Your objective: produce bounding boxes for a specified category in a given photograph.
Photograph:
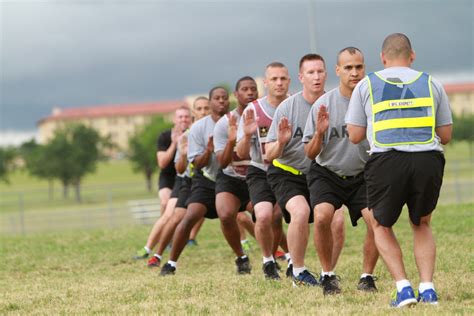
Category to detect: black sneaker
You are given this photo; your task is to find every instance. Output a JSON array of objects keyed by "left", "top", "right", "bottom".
[
  {"left": 262, "top": 261, "right": 281, "bottom": 280},
  {"left": 321, "top": 275, "right": 342, "bottom": 295},
  {"left": 159, "top": 263, "right": 176, "bottom": 276},
  {"left": 235, "top": 256, "right": 251, "bottom": 274},
  {"left": 286, "top": 263, "right": 293, "bottom": 278},
  {"left": 293, "top": 270, "right": 319, "bottom": 287},
  {"left": 357, "top": 275, "right": 378, "bottom": 292}
]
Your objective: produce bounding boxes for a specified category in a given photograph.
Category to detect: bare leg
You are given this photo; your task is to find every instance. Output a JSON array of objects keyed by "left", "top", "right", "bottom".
[
  {"left": 169, "top": 203, "right": 206, "bottom": 262},
  {"left": 411, "top": 214, "right": 435, "bottom": 282},
  {"left": 156, "top": 207, "right": 186, "bottom": 256},
  {"left": 145, "top": 197, "right": 177, "bottom": 250},
  {"left": 361, "top": 208, "right": 379, "bottom": 274},
  {"left": 237, "top": 211, "right": 255, "bottom": 239},
  {"left": 271, "top": 205, "right": 283, "bottom": 255},
  {"left": 286, "top": 195, "right": 310, "bottom": 268},
  {"left": 314, "top": 203, "right": 336, "bottom": 272},
  {"left": 190, "top": 217, "right": 205, "bottom": 240},
  {"left": 330, "top": 208, "right": 345, "bottom": 270},
  {"left": 216, "top": 192, "right": 245, "bottom": 257},
  {"left": 368, "top": 210, "right": 407, "bottom": 281},
  {"left": 254, "top": 201, "right": 274, "bottom": 258}
]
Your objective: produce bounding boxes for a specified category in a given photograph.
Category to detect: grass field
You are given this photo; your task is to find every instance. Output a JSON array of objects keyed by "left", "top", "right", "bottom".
[{"left": 1, "top": 203, "right": 473, "bottom": 314}]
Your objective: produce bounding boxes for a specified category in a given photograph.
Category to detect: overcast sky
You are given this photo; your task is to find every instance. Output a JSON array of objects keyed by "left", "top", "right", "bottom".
[{"left": 1, "top": 0, "right": 473, "bottom": 138}]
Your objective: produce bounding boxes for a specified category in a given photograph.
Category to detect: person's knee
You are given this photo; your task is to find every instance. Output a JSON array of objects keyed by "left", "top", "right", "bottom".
[
  {"left": 315, "top": 210, "right": 332, "bottom": 229},
  {"left": 290, "top": 208, "right": 310, "bottom": 224},
  {"left": 256, "top": 212, "right": 272, "bottom": 227},
  {"left": 220, "top": 210, "right": 236, "bottom": 227}
]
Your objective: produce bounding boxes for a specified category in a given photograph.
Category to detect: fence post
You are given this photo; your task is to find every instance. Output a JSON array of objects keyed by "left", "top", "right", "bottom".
[{"left": 19, "top": 193, "right": 25, "bottom": 235}]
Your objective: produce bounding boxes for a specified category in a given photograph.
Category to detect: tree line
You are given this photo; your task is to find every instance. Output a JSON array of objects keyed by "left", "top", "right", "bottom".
[{"left": 1, "top": 113, "right": 471, "bottom": 202}]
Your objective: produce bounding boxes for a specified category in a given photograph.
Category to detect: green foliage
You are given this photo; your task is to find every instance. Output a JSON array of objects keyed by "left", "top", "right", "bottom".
[
  {"left": 452, "top": 113, "right": 474, "bottom": 143},
  {"left": 128, "top": 115, "right": 173, "bottom": 191},
  {"left": 0, "top": 147, "right": 17, "bottom": 183},
  {"left": 20, "top": 124, "right": 109, "bottom": 202}
]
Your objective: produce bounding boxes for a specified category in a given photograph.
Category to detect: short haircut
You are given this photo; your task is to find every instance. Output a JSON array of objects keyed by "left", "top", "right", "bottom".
[
  {"left": 176, "top": 104, "right": 191, "bottom": 113},
  {"left": 337, "top": 47, "right": 364, "bottom": 64},
  {"left": 382, "top": 33, "right": 413, "bottom": 60},
  {"left": 266, "top": 61, "right": 286, "bottom": 70},
  {"left": 193, "top": 96, "right": 208, "bottom": 108},
  {"left": 235, "top": 76, "right": 256, "bottom": 91},
  {"left": 299, "top": 54, "right": 326, "bottom": 71},
  {"left": 209, "top": 86, "right": 228, "bottom": 100}
]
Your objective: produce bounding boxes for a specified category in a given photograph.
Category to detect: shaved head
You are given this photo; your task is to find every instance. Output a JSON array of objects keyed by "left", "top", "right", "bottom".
[{"left": 382, "top": 33, "right": 413, "bottom": 60}]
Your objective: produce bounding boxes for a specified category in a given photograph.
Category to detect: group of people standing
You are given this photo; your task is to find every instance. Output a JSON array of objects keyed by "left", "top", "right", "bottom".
[{"left": 133, "top": 33, "right": 452, "bottom": 308}]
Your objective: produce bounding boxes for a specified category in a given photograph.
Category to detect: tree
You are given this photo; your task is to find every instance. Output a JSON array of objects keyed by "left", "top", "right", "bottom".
[
  {"left": 128, "top": 115, "right": 173, "bottom": 192},
  {"left": 27, "top": 124, "right": 109, "bottom": 202},
  {"left": 452, "top": 113, "right": 474, "bottom": 156},
  {"left": 0, "top": 147, "right": 16, "bottom": 183},
  {"left": 20, "top": 140, "right": 57, "bottom": 200}
]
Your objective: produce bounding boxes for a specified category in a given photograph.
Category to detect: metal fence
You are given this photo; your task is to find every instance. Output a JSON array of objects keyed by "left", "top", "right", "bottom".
[{"left": 1, "top": 160, "right": 473, "bottom": 235}]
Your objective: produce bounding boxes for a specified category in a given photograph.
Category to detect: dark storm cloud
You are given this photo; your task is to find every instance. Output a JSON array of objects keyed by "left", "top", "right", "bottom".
[{"left": 1, "top": 0, "right": 472, "bottom": 131}]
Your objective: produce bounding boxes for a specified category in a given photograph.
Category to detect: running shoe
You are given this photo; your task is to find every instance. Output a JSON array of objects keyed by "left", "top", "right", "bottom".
[
  {"left": 390, "top": 286, "right": 417, "bottom": 308},
  {"left": 187, "top": 239, "right": 198, "bottom": 247},
  {"left": 132, "top": 247, "right": 149, "bottom": 260},
  {"left": 417, "top": 288, "right": 438, "bottom": 305},
  {"left": 147, "top": 255, "right": 161, "bottom": 268},
  {"left": 321, "top": 275, "right": 342, "bottom": 295},
  {"left": 235, "top": 256, "right": 251, "bottom": 274},
  {"left": 159, "top": 263, "right": 176, "bottom": 276},
  {"left": 262, "top": 261, "right": 280, "bottom": 280},
  {"left": 292, "top": 270, "right": 319, "bottom": 287},
  {"left": 357, "top": 275, "right": 378, "bottom": 292},
  {"left": 286, "top": 263, "right": 293, "bottom": 278}
]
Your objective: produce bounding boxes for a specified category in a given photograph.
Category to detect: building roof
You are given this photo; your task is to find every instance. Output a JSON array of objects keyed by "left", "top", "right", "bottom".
[
  {"left": 38, "top": 100, "right": 187, "bottom": 125},
  {"left": 444, "top": 82, "right": 474, "bottom": 94}
]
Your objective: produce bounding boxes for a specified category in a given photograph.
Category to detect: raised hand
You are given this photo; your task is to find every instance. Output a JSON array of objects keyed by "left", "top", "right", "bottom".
[
  {"left": 277, "top": 116, "right": 292, "bottom": 145},
  {"left": 228, "top": 113, "right": 238, "bottom": 142},
  {"left": 171, "top": 127, "right": 183, "bottom": 144},
  {"left": 207, "top": 135, "right": 214, "bottom": 153},
  {"left": 316, "top": 105, "right": 329, "bottom": 136},
  {"left": 178, "top": 133, "right": 188, "bottom": 155},
  {"left": 243, "top": 108, "right": 258, "bottom": 136}
]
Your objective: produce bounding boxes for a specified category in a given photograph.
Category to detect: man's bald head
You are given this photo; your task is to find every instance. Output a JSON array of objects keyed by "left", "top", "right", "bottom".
[{"left": 382, "top": 33, "right": 413, "bottom": 60}]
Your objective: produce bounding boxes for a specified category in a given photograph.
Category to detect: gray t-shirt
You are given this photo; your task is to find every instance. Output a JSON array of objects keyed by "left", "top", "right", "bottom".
[
  {"left": 345, "top": 67, "right": 452, "bottom": 154},
  {"left": 214, "top": 109, "right": 249, "bottom": 179},
  {"left": 267, "top": 91, "right": 313, "bottom": 174},
  {"left": 174, "top": 129, "right": 193, "bottom": 178},
  {"left": 237, "top": 97, "right": 277, "bottom": 171},
  {"left": 187, "top": 115, "right": 220, "bottom": 181},
  {"left": 303, "top": 87, "right": 369, "bottom": 176}
]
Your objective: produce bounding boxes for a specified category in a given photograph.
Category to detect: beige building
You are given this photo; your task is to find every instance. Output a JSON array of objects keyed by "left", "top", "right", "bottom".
[
  {"left": 37, "top": 100, "right": 187, "bottom": 153},
  {"left": 444, "top": 83, "right": 474, "bottom": 116}
]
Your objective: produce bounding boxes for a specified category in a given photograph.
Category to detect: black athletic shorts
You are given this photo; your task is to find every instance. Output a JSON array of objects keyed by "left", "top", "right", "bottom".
[
  {"left": 185, "top": 172, "right": 218, "bottom": 219},
  {"left": 175, "top": 176, "right": 192, "bottom": 209},
  {"left": 246, "top": 165, "right": 276, "bottom": 206},
  {"left": 159, "top": 173, "right": 175, "bottom": 190},
  {"left": 307, "top": 162, "right": 366, "bottom": 227},
  {"left": 266, "top": 164, "right": 313, "bottom": 224},
  {"left": 215, "top": 171, "right": 250, "bottom": 212},
  {"left": 365, "top": 150, "right": 445, "bottom": 227},
  {"left": 170, "top": 176, "right": 182, "bottom": 199}
]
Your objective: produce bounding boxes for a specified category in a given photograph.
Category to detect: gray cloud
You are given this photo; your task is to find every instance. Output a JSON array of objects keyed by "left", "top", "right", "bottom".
[{"left": 1, "top": 0, "right": 472, "bottom": 131}]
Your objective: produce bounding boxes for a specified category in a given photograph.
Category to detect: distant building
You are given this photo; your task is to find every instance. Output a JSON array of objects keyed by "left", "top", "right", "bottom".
[
  {"left": 444, "top": 82, "right": 474, "bottom": 116},
  {"left": 37, "top": 100, "right": 187, "bottom": 154}
]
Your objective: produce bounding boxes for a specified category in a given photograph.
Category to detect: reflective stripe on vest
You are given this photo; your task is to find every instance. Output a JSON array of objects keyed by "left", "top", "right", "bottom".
[
  {"left": 272, "top": 159, "right": 302, "bottom": 175},
  {"left": 367, "top": 72, "right": 435, "bottom": 147}
]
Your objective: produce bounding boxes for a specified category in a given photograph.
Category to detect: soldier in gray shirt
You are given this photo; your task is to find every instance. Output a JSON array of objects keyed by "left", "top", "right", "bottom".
[
  {"left": 213, "top": 76, "right": 258, "bottom": 275},
  {"left": 303, "top": 47, "right": 379, "bottom": 295},
  {"left": 265, "top": 54, "right": 327, "bottom": 287},
  {"left": 345, "top": 33, "right": 453, "bottom": 307},
  {"left": 160, "top": 86, "right": 230, "bottom": 276},
  {"left": 236, "top": 63, "right": 291, "bottom": 280}
]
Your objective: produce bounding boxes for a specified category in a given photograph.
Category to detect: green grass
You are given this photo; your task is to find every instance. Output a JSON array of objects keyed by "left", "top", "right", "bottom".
[{"left": 1, "top": 203, "right": 473, "bottom": 314}]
